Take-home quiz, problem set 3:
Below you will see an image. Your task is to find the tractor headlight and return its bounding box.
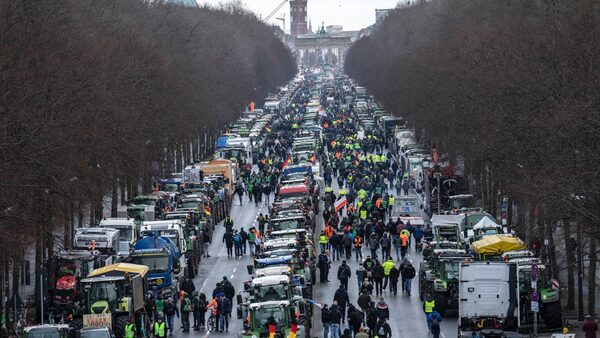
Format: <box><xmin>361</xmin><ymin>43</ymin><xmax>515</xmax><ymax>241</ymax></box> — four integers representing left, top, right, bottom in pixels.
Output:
<box><xmin>434</xmin><ymin>280</ymin><xmax>447</xmax><ymax>292</ymax></box>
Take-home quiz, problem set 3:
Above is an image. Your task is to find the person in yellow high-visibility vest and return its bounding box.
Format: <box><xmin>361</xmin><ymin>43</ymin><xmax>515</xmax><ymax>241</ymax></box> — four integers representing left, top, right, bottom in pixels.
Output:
<box><xmin>423</xmin><ymin>294</ymin><xmax>437</xmax><ymax>332</ymax></box>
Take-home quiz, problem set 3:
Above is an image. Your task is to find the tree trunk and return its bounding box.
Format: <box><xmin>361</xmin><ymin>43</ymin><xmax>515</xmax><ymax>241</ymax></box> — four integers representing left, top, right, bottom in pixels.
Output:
<box><xmin>545</xmin><ymin>221</ymin><xmax>558</xmax><ymax>278</ymax></box>
<box><xmin>564</xmin><ymin>221</ymin><xmax>576</xmax><ymax>310</ymax></box>
<box><xmin>176</xmin><ymin>144</ymin><xmax>183</xmax><ymax>173</ymax></box>
<box><xmin>111</xmin><ymin>172</ymin><xmax>118</xmax><ymax>217</ymax></box>
<box><xmin>120</xmin><ymin>176</ymin><xmax>127</xmax><ymax>205</ymax></box>
<box><xmin>588</xmin><ymin>237</ymin><xmax>597</xmax><ymax>316</ymax></box>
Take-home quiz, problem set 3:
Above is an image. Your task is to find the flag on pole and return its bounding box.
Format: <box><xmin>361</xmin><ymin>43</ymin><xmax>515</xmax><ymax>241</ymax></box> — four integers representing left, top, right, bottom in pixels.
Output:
<box><xmin>334</xmin><ymin>196</ymin><xmax>348</xmax><ymax>212</ymax></box>
<box><xmin>282</xmin><ymin>154</ymin><xmax>291</xmax><ymax>168</ymax></box>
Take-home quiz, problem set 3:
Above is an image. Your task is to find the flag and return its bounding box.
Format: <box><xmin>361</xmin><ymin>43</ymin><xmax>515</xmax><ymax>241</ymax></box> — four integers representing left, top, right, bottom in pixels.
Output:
<box><xmin>305</xmin><ymin>299</ymin><xmax>323</xmax><ymax>309</ymax></box>
<box><xmin>288</xmin><ymin>324</ymin><xmax>298</xmax><ymax>338</ymax></box>
<box><xmin>269</xmin><ymin>324</ymin><xmax>276</xmax><ymax>338</ymax></box>
<box><xmin>335</xmin><ymin>196</ymin><xmax>348</xmax><ymax>212</ymax></box>
<box><xmin>282</xmin><ymin>154</ymin><xmax>291</xmax><ymax>168</ymax></box>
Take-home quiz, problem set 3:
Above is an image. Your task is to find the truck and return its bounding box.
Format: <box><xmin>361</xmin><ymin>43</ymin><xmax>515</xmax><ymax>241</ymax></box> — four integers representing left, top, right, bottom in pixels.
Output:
<box><xmin>458</xmin><ymin>261</ymin><xmax>519</xmax><ymax>337</ymax></box>
<box><xmin>130</xmin><ymin>233</ymin><xmax>182</xmax><ymax>299</ymax></box>
<box><xmin>69</xmin><ymin>263</ymin><xmax>149</xmax><ymax>338</ymax></box>
<box><xmin>140</xmin><ymin>220</ymin><xmax>194</xmax><ymax>278</ymax></box>
<box><xmin>73</xmin><ymin>228</ymin><xmax>120</xmax><ymax>255</ymax></box>
<box><xmin>98</xmin><ymin>218</ymin><xmax>137</xmax><ymax>259</ymax></box>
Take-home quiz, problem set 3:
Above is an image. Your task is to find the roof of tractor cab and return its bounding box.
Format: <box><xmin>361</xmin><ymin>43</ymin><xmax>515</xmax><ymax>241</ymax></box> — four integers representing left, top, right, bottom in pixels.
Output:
<box><xmin>254</xmin><ymin>266</ymin><xmax>293</xmax><ymax>277</ymax></box>
<box><xmin>250</xmin><ymin>275</ymin><xmax>290</xmax><ymax>287</ymax></box>
<box><xmin>248</xmin><ymin>300</ymin><xmax>290</xmax><ymax>310</ymax></box>
<box><xmin>88</xmin><ymin>263</ymin><xmax>148</xmax><ymax>278</ymax></box>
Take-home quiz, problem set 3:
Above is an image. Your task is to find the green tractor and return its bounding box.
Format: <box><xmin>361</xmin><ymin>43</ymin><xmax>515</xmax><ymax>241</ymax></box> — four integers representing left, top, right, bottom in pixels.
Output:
<box><xmin>240</xmin><ymin>300</ymin><xmax>307</xmax><ymax>338</ymax></box>
<box><xmin>419</xmin><ymin>249</ymin><xmax>472</xmax><ymax>316</ymax></box>
<box><xmin>69</xmin><ymin>263</ymin><xmax>149</xmax><ymax>338</ymax></box>
<box><xmin>506</xmin><ymin>256</ymin><xmax>562</xmax><ymax>331</ymax></box>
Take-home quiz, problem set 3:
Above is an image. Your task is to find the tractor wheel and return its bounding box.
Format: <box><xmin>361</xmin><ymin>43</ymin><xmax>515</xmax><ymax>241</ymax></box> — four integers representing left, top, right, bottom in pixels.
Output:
<box><xmin>542</xmin><ymin>301</ymin><xmax>563</xmax><ymax>329</ymax></box>
<box><xmin>421</xmin><ymin>280</ymin><xmax>433</xmax><ymax>301</ymax></box>
<box><xmin>434</xmin><ymin>292</ymin><xmax>447</xmax><ymax>317</ymax></box>
<box><xmin>113</xmin><ymin>315</ymin><xmax>128</xmax><ymax>338</ymax></box>
<box><xmin>69</xmin><ymin>318</ymin><xmax>83</xmax><ymax>331</ymax></box>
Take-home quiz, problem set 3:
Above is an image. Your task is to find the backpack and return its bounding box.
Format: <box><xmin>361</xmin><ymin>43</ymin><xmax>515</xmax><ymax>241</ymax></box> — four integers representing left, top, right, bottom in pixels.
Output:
<box><xmin>376</xmin><ymin>322</ymin><xmax>390</xmax><ymax>338</ymax></box>
<box><xmin>233</xmin><ymin>234</ymin><xmax>242</xmax><ymax>243</ymax></box>
<box><xmin>367</xmin><ymin>308</ymin><xmax>378</xmax><ymax>325</ymax></box>
<box><xmin>404</xmin><ymin>265</ymin><xmax>416</xmax><ymax>279</ymax></box>
<box><xmin>319</xmin><ymin>254</ymin><xmax>328</xmax><ymax>265</ymax></box>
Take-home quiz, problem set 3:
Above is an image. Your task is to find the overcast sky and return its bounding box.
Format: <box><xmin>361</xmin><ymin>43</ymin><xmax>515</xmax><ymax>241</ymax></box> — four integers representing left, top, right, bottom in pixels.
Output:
<box><xmin>199</xmin><ymin>0</ymin><xmax>401</xmax><ymax>31</ymax></box>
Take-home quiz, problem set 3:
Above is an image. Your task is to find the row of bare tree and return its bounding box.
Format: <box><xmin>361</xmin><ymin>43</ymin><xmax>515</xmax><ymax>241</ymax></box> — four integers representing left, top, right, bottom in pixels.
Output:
<box><xmin>0</xmin><ymin>0</ymin><xmax>294</xmax><ymax>320</ymax></box>
<box><xmin>345</xmin><ymin>0</ymin><xmax>600</xmax><ymax>315</ymax></box>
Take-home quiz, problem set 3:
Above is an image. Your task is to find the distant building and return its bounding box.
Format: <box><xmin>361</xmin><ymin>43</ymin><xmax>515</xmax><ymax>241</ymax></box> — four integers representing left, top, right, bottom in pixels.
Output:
<box><xmin>294</xmin><ymin>24</ymin><xmax>356</xmax><ymax>67</ymax></box>
<box><xmin>290</xmin><ymin>0</ymin><xmax>308</xmax><ymax>38</ymax></box>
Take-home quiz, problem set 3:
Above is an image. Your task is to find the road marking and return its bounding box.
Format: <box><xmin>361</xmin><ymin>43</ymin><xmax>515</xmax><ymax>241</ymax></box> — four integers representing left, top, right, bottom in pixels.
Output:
<box><xmin>233</xmin><ymin>268</ymin><xmax>237</xmax><ymax>273</ymax></box>
<box><xmin>230</xmin><ymin>274</ymin><xmax>235</xmax><ymax>279</ymax></box>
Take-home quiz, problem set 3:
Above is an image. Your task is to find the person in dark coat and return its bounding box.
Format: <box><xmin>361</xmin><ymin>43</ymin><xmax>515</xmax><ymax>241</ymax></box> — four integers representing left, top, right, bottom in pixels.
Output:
<box><xmin>222</xmin><ymin>230</ymin><xmax>234</xmax><ymax>257</ymax></box>
<box><xmin>372</xmin><ymin>261</ymin><xmax>384</xmax><ymax>296</ymax></box>
<box><xmin>318</xmin><ymin>251</ymin><xmax>331</xmax><ymax>283</ymax></box>
<box><xmin>337</xmin><ymin>260</ymin><xmax>352</xmax><ymax>290</ymax></box>
<box><xmin>180</xmin><ymin>277</ymin><xmax>196</xmax><ymax>296</ymax></box>
<box><xmin>221</xmin><ymin>276</ymin><xmax>235</xmax><ymax>302</ymax></box>
<box><xmin>583</xmin><ymin>315</ymin><xmax>598</xmax><ymax>338</ymax></box>
<box><xmin>329</xmin><ymin>301</ymin><xmax>343</xmax><ymax>338</ymax></box>
<box><xmin>334</xmin><ymin>285</ymin><xmax>350</xmax><ymax>324</ymax></box>
<box><xmin>321</xmin><ymin>304</ymin><xmax>331</xmax><ymax>338</ymax></box>
<box><xmin>347</xmin><ymin>304</ymin><xmax>364</xmax><ymax>336</ymax></box>
<box><xmin>389</xmin><ymin>264</ymin><xmax>400</xmax><ymax>295</ymax></box>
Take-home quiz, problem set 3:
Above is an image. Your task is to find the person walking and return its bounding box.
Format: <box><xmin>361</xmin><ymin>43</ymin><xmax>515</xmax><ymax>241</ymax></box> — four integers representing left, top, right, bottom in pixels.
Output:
<box><xmin>399</xmin><ymin>231</ymin><xmax>409</xmax><ymax>259</ymax></box>
<box><xmin>342</xmin><ymin>232</ymin><xmax>353</xmax><ymax>259</ymax></box>
<box><xmin>401</xmin><ymin>260</ymin><xmax>416</xmax><ymax>296</ymax></box>
<box><xmin>153</xmin><ymin>316</ymin><xmax>167</xmax><ymax>338</ymax></box>
<box><xmin>337</xmin><ymin>260</ymin><xmax>351</xmax><ymax>290</ymax></box>
<box><xmin>382</xmin><ymin>258</ymin><xmax>394</xmax><ymax>291</ymax></box>
<box><xmin>223</xmin><ymin>229</ymin><xmax>234</xmax><ymax>258</ymax></box>
<box><xmin>356</xmin><ymin>263</ymin><xmax>367</xmax><ymax>289</ymax></box>
<box><xmin>372</xmin><ymin>261</ymin><xmax>384</xmax><ymax>296</ymax></box>
<box><xmin>235</xmin><ymin>183</ymin><xmax>244</xmax><ymax>205</ymax></box>
<box><xmin>248</xmin><ymin>227</ymin><xmax>257</xmax><ymax>255</ymax></box>
<box><xmin>380</xmin><ymin>233</ymin><xmax>391</xmax><ymax>261</ymax></box>
<box><xmin>427</xmin><ymin>309</ymin><xmax>442</xmax><ymax>337</ymax></box>
<box><xmin>124</xmin><ymin>318</ymin><xmax>136</xmax><ymax>338</ymax></box>
<box><xmin>355</xmin><ymin>327</ymin><xmax>369</xmax><ymax>338</ymax></box>
<box><xmin>319</xmin><ymin>231</ymin><xmax>329</xmax><ymax>253</ymax></box>
<box><xmin>202</xmin><ymin>230</ymin><xmax>211</xmax><ymax>257</ymax></box>
<box><xmin>348</xmin><ymin>304</ymin><xmax>364</xmax><ymax>336</ymax></box>
<box><xmin>218</xmin><ymin>295</ymin><xmax>231</xmax><ymax>332</ymax></box>
<box><xmin>239</xmin><ymin>227</ymin><xmax>248</xmax><ymax>255</ymax></box>
<box><xmin>180</xmin><ymin>292</ymin><xmax>191</xmax><ymax>332</ymax></box>
<box><xmin>330</xmin><ymin>232</ymin><xmax>342</xmax><ymax>261</ymax></box>
<box><xmin>233</xmin><ymin>230</ymin><xmax>242</xmax><ymax>258</ymax></box>
<box><xmin>354</xmin><ymin>234</ymin><xmax>363</xmax><ymax>260</ymax></box>
<box><xmin>329</xmin><ymin>301</ymin><xmax>342</xmax><ymax>338</ymax></box>
<box><xmin>322</xmin><ymin>304</ymin><xmax>331</xmax><ymax>338</ymax></box>
<box><xmin>376</xmin><ymin>298</ymin><xmax>389</xmax><ymax>320</ymax></box>
<box><xmin>163</xmin><ymin>298</ymin><xmax>179</xmax><ymax>335</ymax></box>
<box><xmin>389</xmin><ymin>264</ymin><xmax>400</xmax><ymax>295</ymax></box>
<box><xmin>319</xmin><ymin>250</ymin><xmax>331</xmax><ymax>283</ymax></box>
<box><xmin>369</xmin><ymin>234</ymin><xmax>379</xmax><ymax>260</ymax></box>
<box><xmin>257</xmin><ymin>213</ymin><xmax>266</xmax><ymax>235</ymax></box>
<box><xmin>374</xmin><ymin>317</ymin><xmax>392</xmax><ymax>338</ymax></box>
<box><xmin>334</xmin><ymin>285</ymin><xmax>350</xmax><ymax>325</ymax></box>
<box><xmin>583</xmin><ymin>315</ymin><xmax>598</xmax><ymax>338</ymax></box>
<box><xmin>423</xmin><ymin>294</ymin><xmax>436</xmax><ymax>331</ymax></box>
<box><xmin>357</xmin><ymin>290</ymin><xmax>372</xmax><ymax>313</ymax></box>
<box><xmin>191</xmin><ymin>291</ymin><xmax>201</xmax><ymax>330</ymax></box>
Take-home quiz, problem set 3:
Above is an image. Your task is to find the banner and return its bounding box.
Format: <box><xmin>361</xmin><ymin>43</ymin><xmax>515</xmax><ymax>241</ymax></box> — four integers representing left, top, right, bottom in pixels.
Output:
<box><xmin>83</xmin><ymin>314</ymin><xmax>112</xmax><ymax>328</ymax></box>
<box><xmin>183</xmin><ymin>167</ymin><xmax>201</xmax><ymax>183</ymax></box>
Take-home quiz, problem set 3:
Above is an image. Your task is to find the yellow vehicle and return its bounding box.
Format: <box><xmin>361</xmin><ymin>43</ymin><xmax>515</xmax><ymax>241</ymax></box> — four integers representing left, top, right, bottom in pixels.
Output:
<box><xmin>471</xmin><ymin>235</ymin><xmax>526</xmax><ymax>259</ymax></box>
<box><xmin>69</xmin><ymin>263</ymin><xmax>148</xmax><ymax>338</ymax></box>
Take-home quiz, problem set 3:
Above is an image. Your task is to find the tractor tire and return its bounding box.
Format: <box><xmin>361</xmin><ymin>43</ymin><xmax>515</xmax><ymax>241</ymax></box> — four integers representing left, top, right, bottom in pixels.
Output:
<box><xmin>434</xmin><ymin>292</ymin><xmax>448</xmax><ymax>317</ymax></box>
<box><xmin>113</xmin><ymin>315</ymin><xmax>128</xmax><ymax>338</ymax></box>
<box><xmin>542</xmin><ymin>301</ymin><xmax>563</xmax><ymax>329</ymax></box>
<box><xmin>420</xmin><ymin>280</ymin><xmax>433</xmax><ymax>301</ymax></box>
<box><xmin>69</xmin><ymin>318</ymin><xmax>83</xmax><ymax>331</ymax></box>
